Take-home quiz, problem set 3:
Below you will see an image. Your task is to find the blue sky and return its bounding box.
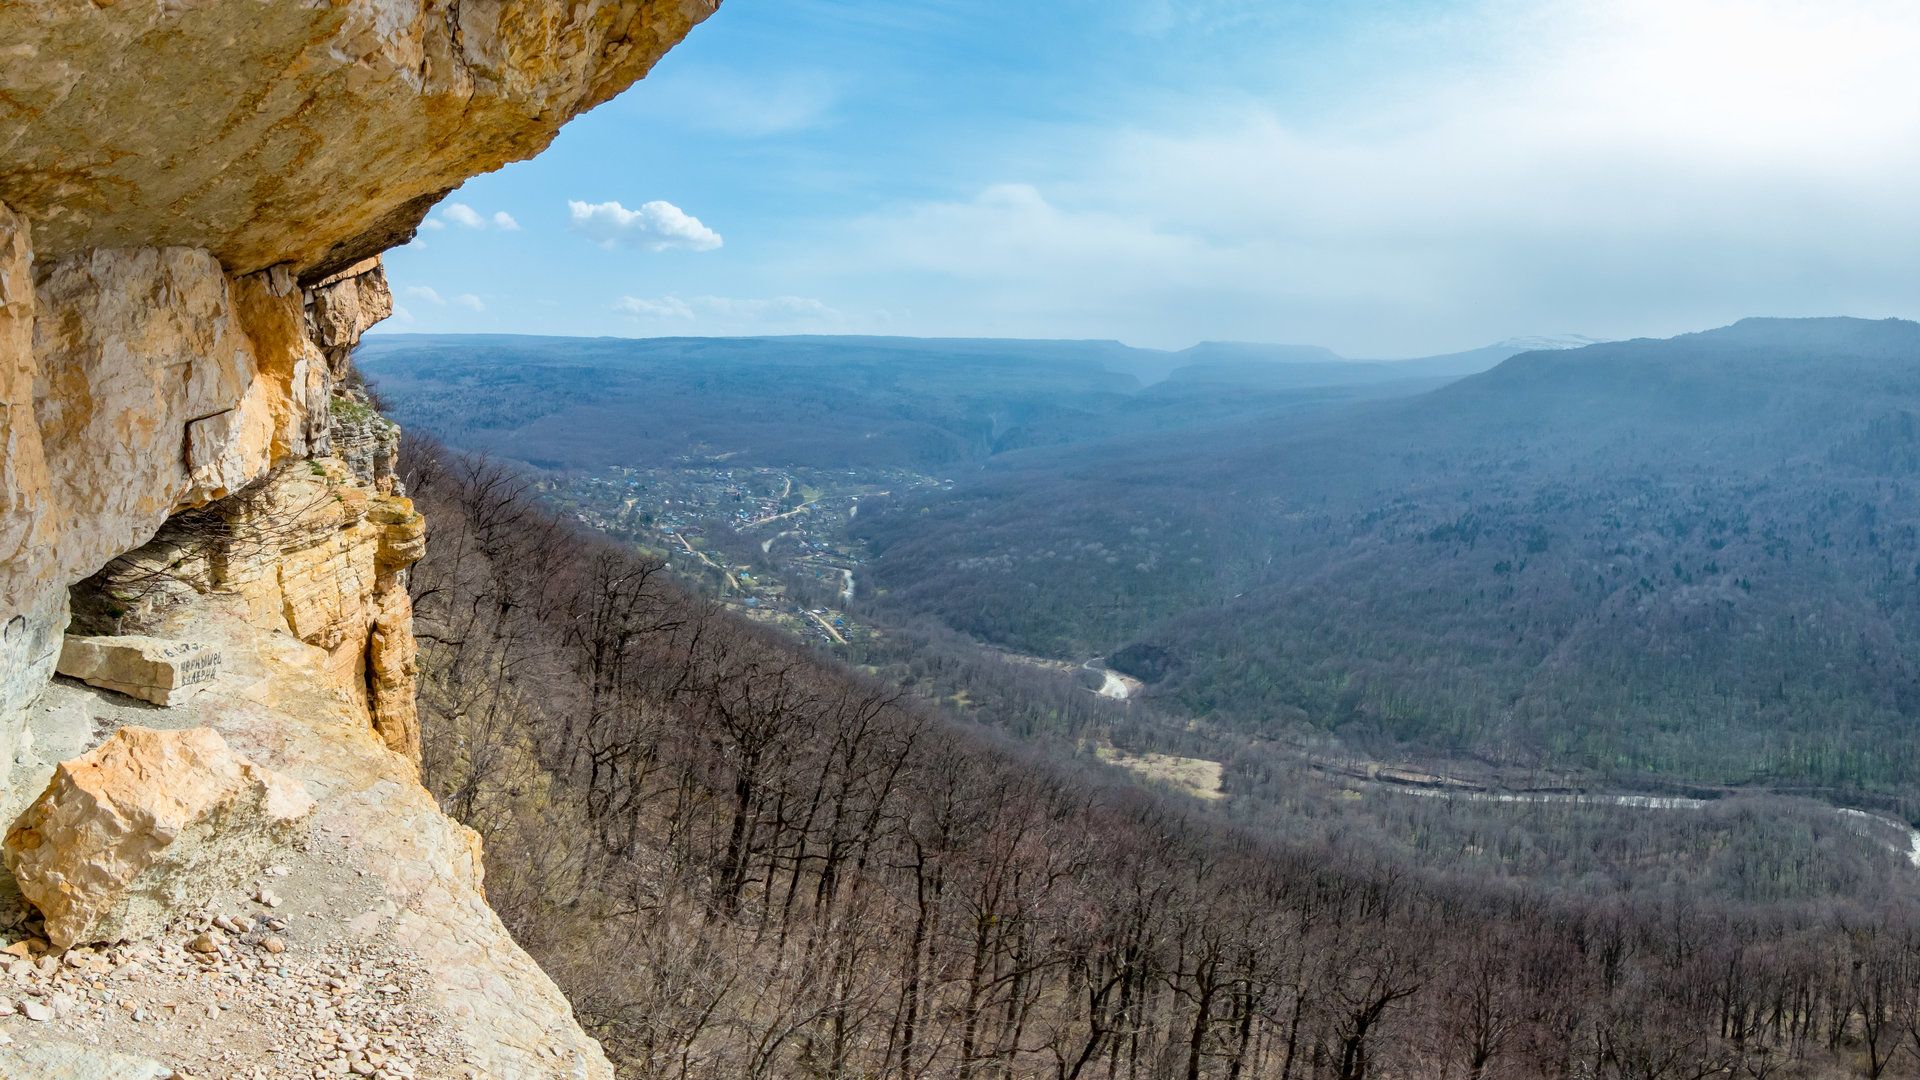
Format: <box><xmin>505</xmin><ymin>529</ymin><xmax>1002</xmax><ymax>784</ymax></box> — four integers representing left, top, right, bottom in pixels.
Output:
<box><xmin>383</xmin><ymin>0</ymin><xmax>1920</xmax><ymax>355</ymax></box>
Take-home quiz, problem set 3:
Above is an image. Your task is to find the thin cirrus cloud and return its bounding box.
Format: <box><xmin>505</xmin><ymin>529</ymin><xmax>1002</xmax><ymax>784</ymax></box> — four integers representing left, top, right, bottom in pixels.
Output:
<box><xmin>569</xmin><ymin>200</ymin><xmax>723</xmax><ymax>252</ymax></box>
<box><xmin>402</xmin><ymin>285</ymin><xmax>484</xmax><ymax>314</ymax></box>
<box><xmin>620</xmin><ymin>66</ymin><xmax>842</xmax><ymax>137</ymax></box>
<box><xmin>379</xmin><ymin>0</ymin><xmax>1920</xmax><ymax>350</ymax></box>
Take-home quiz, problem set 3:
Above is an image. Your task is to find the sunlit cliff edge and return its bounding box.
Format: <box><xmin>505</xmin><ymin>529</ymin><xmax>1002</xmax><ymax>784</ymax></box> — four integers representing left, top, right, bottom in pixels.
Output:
<box><xmin>0</xmin><ymin>3</ymin><xmax>715</xmax><ymax>1075</ymax></box>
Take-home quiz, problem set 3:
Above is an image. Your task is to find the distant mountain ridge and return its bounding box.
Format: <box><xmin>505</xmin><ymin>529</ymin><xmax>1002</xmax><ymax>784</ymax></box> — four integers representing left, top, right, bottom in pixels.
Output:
<box><xmin>362</xmin><ymin>329</ymin><xmax>1602</xmax><ymax>391</ymax></box>
<box><xmin>853</xmin><ymin>316</ymin><xmax>1920</xmax><ymax>797</ymax></box>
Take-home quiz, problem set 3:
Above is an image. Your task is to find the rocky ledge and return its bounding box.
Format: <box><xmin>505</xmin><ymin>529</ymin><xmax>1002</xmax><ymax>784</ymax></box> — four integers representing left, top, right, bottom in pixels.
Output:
<box><xmin>0</xmin><ymin>588</ymin><xmax>610</xmax><ymax>1079</ymax></box>
<box><xmin>0</xmin><ymin>1</ymin><xmax>719</xmax><ymax>1072</ymax></box>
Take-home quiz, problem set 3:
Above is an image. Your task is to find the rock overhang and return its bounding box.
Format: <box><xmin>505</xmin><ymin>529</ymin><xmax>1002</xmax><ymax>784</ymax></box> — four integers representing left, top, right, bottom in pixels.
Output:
<box><xmin>0</xmin><ymin>0</ymin><xmax>719</xmax><ymax>279</ymax></box>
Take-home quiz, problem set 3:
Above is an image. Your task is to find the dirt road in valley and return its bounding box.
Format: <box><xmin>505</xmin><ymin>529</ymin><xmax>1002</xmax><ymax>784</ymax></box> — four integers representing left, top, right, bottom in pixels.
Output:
<box><xmin>675</xmin><ymin>532</ymin><xmax>739</xmax><ymax>592</ymax></box>
<box><xmin>1084</xmin><ymin>659</ymin><xmax>1143</xmax><ymax>700</ymax></box>
<box><xmin>1334</xmin><ymin>759</ymin><xmax>1920</xmax><ymax>870</ymax></box>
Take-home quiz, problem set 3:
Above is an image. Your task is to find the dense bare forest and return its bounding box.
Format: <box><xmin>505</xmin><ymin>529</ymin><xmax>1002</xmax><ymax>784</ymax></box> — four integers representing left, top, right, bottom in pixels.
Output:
<box><xmin>404</xmin><ymin>437</ymin><xmax>1920</xmax><ymax>1080</ymax></box>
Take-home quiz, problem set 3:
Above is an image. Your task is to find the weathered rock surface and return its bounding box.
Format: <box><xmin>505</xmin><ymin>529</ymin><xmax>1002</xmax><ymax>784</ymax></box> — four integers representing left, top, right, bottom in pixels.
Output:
<box><xmin>0</xmin><ymin>231</ymin><xmax>323</xmax><ymax>740</ymax></box>
<box><xmin>0</xmin><ymin>204</ymin><xmax>57</xmax><ymax>750</ymax></box>
<box><xmin>0</xmin><ymin>0</ymin><xmax>718</xmax><ymax>279</ymax></box>
<box><xmin>55</xmin><ymin>636</ymin><xmax>221</xmax><ymax>707</ymax></box>
<box><xmin>0</xmin><ymin>1040</ymin><xmax>169</xmax><ymax>1080</ymax></box>
<box><xmin>4</xmin><ymin>604</ymin><xmax>612</xmax><ymax>1077</ymax></box>
<box><xmin>73</xmin><ymin>461</ymin><xmax>427</xmax><ymax>761</ymax></box>
<box><xmin>0</xmin><ymin>0</ymin><xmax>713</xmax><ymax>1072</ymax></box>
<box><xmin>5</xmin><ymin>726</ymin><xmax>315</xmax><ymax>950</ymax></box>
<box><xmin>310</xmin><ymin>259</ymin><xmax>395</xmax><ymax>382</ymax></box>
<box><xmin>331</xmin><ymin>390</ymin><xmax>406</xmax><ymax>495</ymax></box>
<box><xmin>0</xmin><ymin>0</ymin><xmax>716</xmax><ymax>753</ymax></box>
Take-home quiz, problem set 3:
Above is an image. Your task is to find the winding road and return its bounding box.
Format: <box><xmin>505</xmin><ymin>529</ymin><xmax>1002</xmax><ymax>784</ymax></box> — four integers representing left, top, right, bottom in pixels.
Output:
<box><xmin>1084</xmin><ymin>659</ymin><xmax>1143</xmax><ymax>701</ymax></box>
<box><xmin>674</xmin><ymin>532</ymin><xmax>739</xmax><ymax>592</ymax></box>
<box><xmin>1344</xmin><ymin>765</ymin><xmax>1920</xmax><ymax>871</ymax></box>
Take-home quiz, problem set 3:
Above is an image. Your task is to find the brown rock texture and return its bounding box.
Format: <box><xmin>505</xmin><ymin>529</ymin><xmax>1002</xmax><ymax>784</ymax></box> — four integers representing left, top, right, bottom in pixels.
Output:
<box><xmin>0</xmin><ymin>0</ymin><xmax>716</xmax><ymax>746</ymax></box>
<box><xmin>4</xmin><ymin>726</ymin><xmax>316</xmax><ymax>950</ymax></box>
<box><xmin>0</xmin><ymin>0</ymin><xmax>719</xmax><ymax>279</ymax></box>
<box><xmin>309</xmin><ymin>259</ymin><xmax>394</xmax><ymax>381</ymax></box>
<box><xmin>5</xmin><ymin>603</ymin><xmax>610</xmax><ymax>1076</ymax></box>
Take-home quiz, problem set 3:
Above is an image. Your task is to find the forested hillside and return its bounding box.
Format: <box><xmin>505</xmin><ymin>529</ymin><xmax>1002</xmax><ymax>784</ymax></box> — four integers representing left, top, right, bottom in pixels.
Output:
<box><xmin>404</xmin><ymin>436</ymin><xmax>1920</xmax><ymax>1080</ymax></box>
<box><xmin>855</xmin><ymin>318</ymin><xmax>1920</xmax><ymax>804</ymax></box>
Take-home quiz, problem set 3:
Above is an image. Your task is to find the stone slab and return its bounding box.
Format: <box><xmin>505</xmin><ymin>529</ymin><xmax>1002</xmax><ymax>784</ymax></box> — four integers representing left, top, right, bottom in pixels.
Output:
<box><xmin>56</xmin><ymin>636</ymin><xmax>222</xmax><ymax>707</ymax></box>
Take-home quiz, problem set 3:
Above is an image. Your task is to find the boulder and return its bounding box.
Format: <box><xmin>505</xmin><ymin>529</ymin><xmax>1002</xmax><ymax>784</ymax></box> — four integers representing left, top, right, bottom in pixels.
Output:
<box><xmin>56</xmin><ymin>636</ymin><xmax>221</xmax><ymax>707</ymax></box>
<box><xmin>4</xmin><ymin>727</ymin><xmax>315</xmax><ymax>949</ymax></box>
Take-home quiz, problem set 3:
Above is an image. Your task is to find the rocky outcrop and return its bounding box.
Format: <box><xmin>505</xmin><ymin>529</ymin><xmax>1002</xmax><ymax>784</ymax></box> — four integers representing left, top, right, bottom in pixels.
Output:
<box><xmin>0</xmin><ymin>1</ymin><xmax>715</xmax><ymax>1073</ymax></box>
<box><xmin>0</xmin><ymin>229</ymin><xmax>328</xmax><ymax>752</ymax></box>
<box><xmin>74</xmin><ymin>460</ymin><xmax>427</xmax><ymax>762</ymax></box>
<box><xmin>0</xmin><ymin>602</ymin><xmax>611</xmax><ymax>1077</ymax></box>
<box><xmin>331</xmin><ymin>392</ymin><xmax>407</xmax><ymax>495</ymax></box>
<box><xmin>5</xmin><ymin>726</ymin><xmax>315</xmax><ymax>950</ymax></box>
<box><xmin>310</xmin><ymin>259</ymin><xmax>395</xmax><ymax>383</ymax></box>
<box><xmin>0</xmin><ymin>0</ymin><xmax>718</xmax><ymax>773</ymax></box>
<box><xmin>0</xmin><ymin>0</ymin><xmax>718</xmax><ymax>280</ymax></box>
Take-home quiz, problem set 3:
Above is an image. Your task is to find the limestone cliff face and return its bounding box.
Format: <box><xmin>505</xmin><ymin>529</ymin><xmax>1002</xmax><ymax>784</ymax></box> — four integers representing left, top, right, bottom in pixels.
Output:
<box><xmin>0</xmin><ymin>2</ymin><xmax>716</xmax><ymax>1074</ymax></box>
<box><xmin>78</xmin><ymin>456</ymin><xmax>429</xmax><ymax>760</ymax></box>
<box><xmin>0</xmin><ymin>0</ymin><xmax>716</xmax><ymax>741</ymax></box>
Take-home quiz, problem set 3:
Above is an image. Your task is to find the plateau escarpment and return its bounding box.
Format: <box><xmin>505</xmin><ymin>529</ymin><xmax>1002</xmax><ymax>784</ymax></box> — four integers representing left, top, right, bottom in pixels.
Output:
<box><xmin>0</xmin><ymin>1</ymin><xmax>714</xmax><ymax>1074</ymax></box>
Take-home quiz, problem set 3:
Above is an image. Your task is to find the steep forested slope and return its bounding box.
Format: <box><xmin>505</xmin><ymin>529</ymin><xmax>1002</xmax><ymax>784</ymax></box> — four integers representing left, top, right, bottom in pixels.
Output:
<box><xmin>402</xmin><ymin>437</ymin><xmax>1920</xmax><ymax>1080</ymax></box>
<box><xmin>856</xmin><ymin>318</ymin><xmax>1920</xmax><ymax>799</ymax></box>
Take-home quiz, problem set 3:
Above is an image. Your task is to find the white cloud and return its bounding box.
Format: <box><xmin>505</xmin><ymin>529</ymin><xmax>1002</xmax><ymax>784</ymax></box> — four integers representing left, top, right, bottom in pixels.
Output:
<box><xmin>818</xmin><ymin>0</ymin><xmax>1920</xmax><ymax>352</ymax></box>
<box><xmin>431</xmin><ymin>202</ymin><xmax>521</xmax><ymax>232</ymax></box>
<box><xmin>441</xmin><ymin>203</ymin><xmax>487</xmax><ymax>229</ymax></box>
<box><xmin>402</xmin><ymin>285</ymin><xmax>444</xmax><ymax>306</ymax></box>
<box><xmin>389</xmin><ymin>303</ymin><xmax>416</xmax><ymax>324</ymax></box>
<box><xmin>568</xmin><ymin>200</ymin><xmax>723</xmax><ymax>252</ymax></box>
<box><xmin>453</xmin><ymin>293</ymin><xmax>486</xmax><ymax>312</ymax></box>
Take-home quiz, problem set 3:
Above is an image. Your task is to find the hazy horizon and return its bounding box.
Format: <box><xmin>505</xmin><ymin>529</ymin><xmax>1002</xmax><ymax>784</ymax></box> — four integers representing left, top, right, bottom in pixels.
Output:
<box><xmin>361</xmin><ymin>314</ymin><xmax>1920</xmax><ymax>362</ymax></box>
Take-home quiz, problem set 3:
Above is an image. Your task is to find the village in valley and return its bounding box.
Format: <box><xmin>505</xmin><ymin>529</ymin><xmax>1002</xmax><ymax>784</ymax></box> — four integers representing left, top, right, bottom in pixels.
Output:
<box><xmin>539</xmin><ymin>461</ymin><xmax>951</xmax><ymax>647</ymax></box>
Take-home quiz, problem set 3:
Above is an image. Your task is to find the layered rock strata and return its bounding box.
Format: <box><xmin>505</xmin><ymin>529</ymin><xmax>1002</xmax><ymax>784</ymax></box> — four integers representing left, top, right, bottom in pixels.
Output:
<box><xmin>0</xmin><ymin>0</ymin><xmax>718</xmax><ymax>779</ymax></box>
<box><xmin>0</xmin><ymin>0</ymin><xmax>717</xmax><ymax>1074</ymax></box>
<box><xmin>0</xmin><ymin>223</ymin><xmax>334</xmax><ymax>761</ymax></box>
